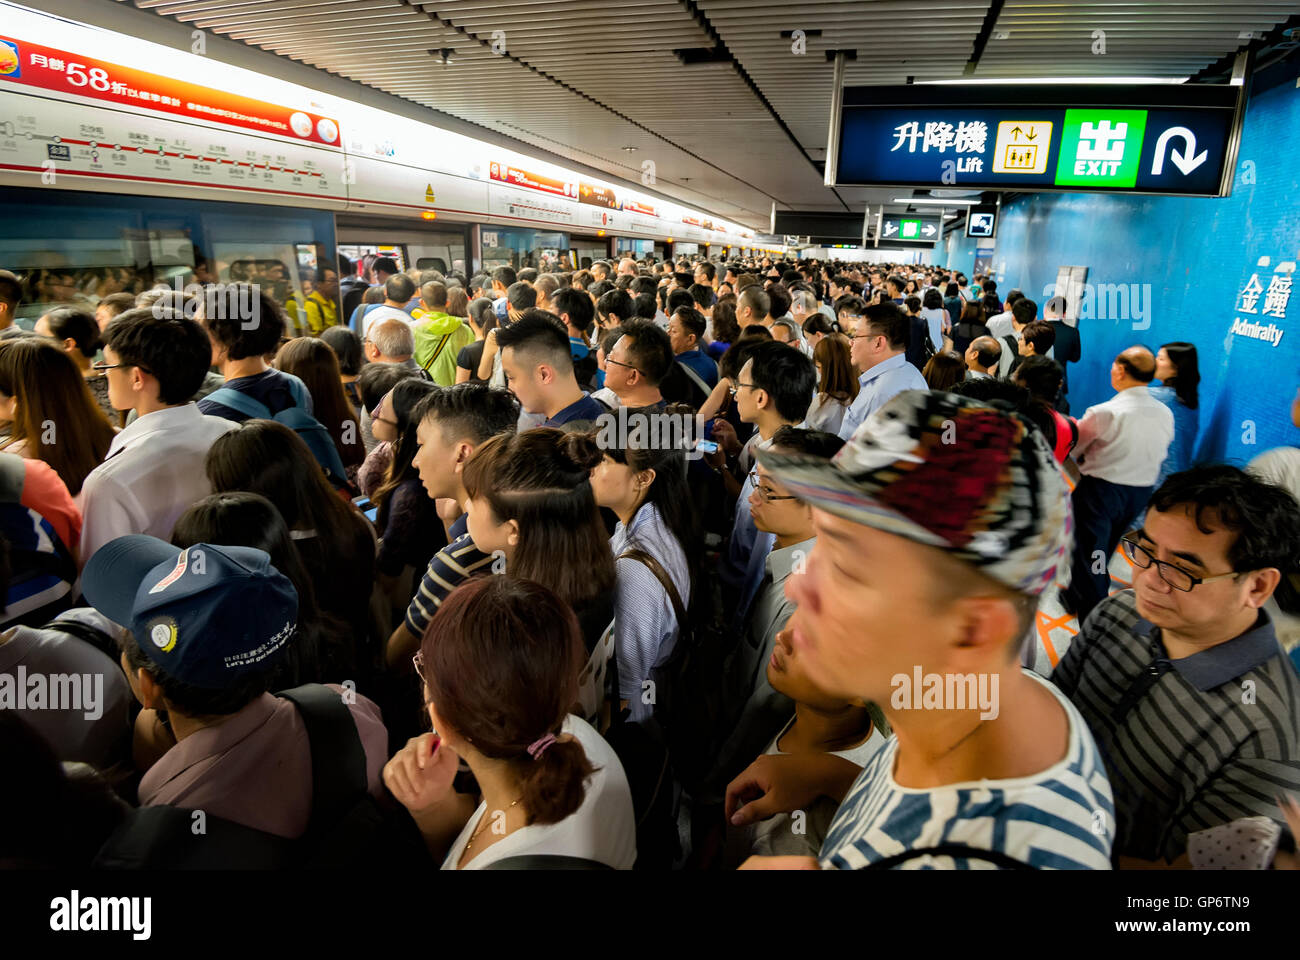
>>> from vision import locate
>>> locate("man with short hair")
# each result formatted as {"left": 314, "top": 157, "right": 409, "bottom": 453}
{"left": 995, "top": 297, "right": 1039, "bottom": 380}
{"left": 413, "top": 285, "right": 475, "bottom": 387}
{"left": 84, "top": 535, "right": 388, "bottom": 850}
{"left": 736, "top": 285, "right": 770, "bottom": 330}
{"left": 617, "top": 257, "right": 638, "bottom": 278}
{"left": 1061, "top": 347, "right": 1175, "bottom": 620}
{"left": 497, "top": 309, "right": 605, "bottom": 429}
{"left": 695, "top": 261, "right": 718, "bottom": 291}
{"left": 838, "top": 302, "right": 927, "bottom": 441}
{"left": 533, "top": 274, "right": 560, "bottom": 313}
{"left": 80, "top": 309, "right": 239, "bottom": 567}
{"left": 387, "top": 383, "right": 520, "bottom": 666}
{"left": 490, "top": 265, "right": 518, "bottom": 299}
{"left": 197, "top": 286, "right": 311, "bottom": 425}
{"left": 1055, "top": 465, "right": 1300, "bottom": 867}
{"left": 986, "top": 289, "right": 1024, "bottom": 340}
{"left": 591, "top": 261, "right": 611, "bottom": 284}
{"left": 664, "top": 306, "right": 718, "bottom": 407}
{"left": 733, "top": 390, "right": 1113, "bottom": 870}
{"left": 357, "top": 275, "right": 419, "bottom": 337}
{"left": 771, "top": 318, "right": 805, "bottom": 353}
{"left": 1016, "top": 320, "right": 1056, "bottom": 370}
{"left": 364, "top": 319, "right": 419, "bottom": 369}
{"left": 596, "top": 288, "right": 635, "bottom": 332}
{"left": 602, "top": 319, "right": 673, "bottom": 410}
{"left": 286, "top": 266, "right": 339, "bottom": 336}
{"left": 885, "top": 275, "right": 906, "bottom": 305}
{"left": 964, "top": 336, "right": 1002, "bottom": 379}
{"left": 1044, "top": 295, "right": 1081, "bottom": 412}
{"left": 717, "top": 342, "right": 816, "bottom": 627}
{"left": 767, "top": 285, "right": 793, "bottom": 326}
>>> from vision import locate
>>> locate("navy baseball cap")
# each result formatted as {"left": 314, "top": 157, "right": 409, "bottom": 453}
{"left": 82, "top": 535, "right": 298, "bottom": 689}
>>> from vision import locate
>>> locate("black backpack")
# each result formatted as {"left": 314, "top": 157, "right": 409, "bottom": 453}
{"left": 93, "top": 684, "right": 430, "bottom": 870}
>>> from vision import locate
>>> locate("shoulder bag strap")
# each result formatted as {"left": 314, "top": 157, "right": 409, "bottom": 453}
{"left": 278, "top": 683, "right": 368, "bottom": 835}
{"left": 421, "top": 332, "right": 454, "bottom": 372}
{"left": 205, "top": 387, "right": 271, "bottom": 420}
{"left": 618, "top": 547, "right": 687, "bottom": 631}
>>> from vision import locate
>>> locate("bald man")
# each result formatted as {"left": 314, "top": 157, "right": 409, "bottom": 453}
{"left": 1061, "top": 346, "right": 1174, "bottom": 620}
{"left": 963, "top": 336, "right": 1002, "bottom": 379}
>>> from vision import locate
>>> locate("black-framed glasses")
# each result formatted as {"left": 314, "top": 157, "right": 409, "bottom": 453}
{"left": 606, "top": 356, "right": 642, "bottom": 376}
{"left": 1120, "top": 537, "right": 1241, "bottom": 593}
{"left": 728, "top": 380, "right": 758, "bottom": 397}
{"left": 749, "top": 468, "right": 797, "bottom": 503}
{"left": 92, "top": 360, "right": 153, "bottom": 375}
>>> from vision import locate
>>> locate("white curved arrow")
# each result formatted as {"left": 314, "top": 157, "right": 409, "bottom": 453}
{"left": 1151, "top": 126, "right": 1208, "bottom": 176}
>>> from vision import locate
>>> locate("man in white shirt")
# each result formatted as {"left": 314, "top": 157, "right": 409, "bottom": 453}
{"left": 361, "top": 275, "right": 420, "bottom": 338}
{"left": 838, "top": 303, "right": 927, "bottom": 441}
{"left": 985, "top": 289, "right": 1022, "bottom": 340}
{"left": 77, "top": 308, "right": 238, "bottom": 569}
{"left": 1061, "top": 346, "right": 1174, "bottom": 621}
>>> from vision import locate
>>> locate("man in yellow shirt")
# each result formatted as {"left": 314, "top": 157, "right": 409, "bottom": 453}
{"left": 286, "top": 266, "right": 340, "bottom": 336}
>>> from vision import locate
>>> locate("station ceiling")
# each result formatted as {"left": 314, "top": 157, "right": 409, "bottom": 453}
{"left": 124, "top": 0, "right": 1300, "bottom": 230}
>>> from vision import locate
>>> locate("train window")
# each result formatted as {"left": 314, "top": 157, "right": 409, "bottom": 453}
{"left": 571, "top": 241, "right": 606, "bottom": 270}
{"left": 481, "top": 227, "right": 568, "bottom": 273}
{"left": 415, "top": 257, "right": 449, "bottom": 274}
{"left": 0, "top": 188, "right": 335, "bottom": 325}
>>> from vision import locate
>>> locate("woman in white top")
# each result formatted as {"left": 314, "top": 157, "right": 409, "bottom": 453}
{"left": 730, "top": 626, "right": 889, "bottom": 864}
{"left": 583, "top": 414, "right": 699, "bottom": 726}
{"left": 382, "top": 575, "right": 637, "bottom": 870}
{"left": 804, "top": 333, "right": 859, "bottom": 437}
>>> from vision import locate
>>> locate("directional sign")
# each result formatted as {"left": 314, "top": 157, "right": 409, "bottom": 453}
{"left": 880, "top": 215, "right": 940, "bottom": 247}
{"left": 827, "top": 84, "right": 1241, "bottom": 197}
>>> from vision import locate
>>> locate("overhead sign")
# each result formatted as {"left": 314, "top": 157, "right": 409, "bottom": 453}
{"left": 879, "top": 215, "right": 940, "bottom": 246}
{"left": 966, "top": 207, "right": 997, "bottom": 238}
{"left": 827, "top": 84, "right": 1241, "bottom": 197}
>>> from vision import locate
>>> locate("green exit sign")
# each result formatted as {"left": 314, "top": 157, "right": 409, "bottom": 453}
{"left": 1054, "top": 109, "right": 1148, "bottom": 188}
{"left": 900, "top": 219, "right": 921, "bottom": 239}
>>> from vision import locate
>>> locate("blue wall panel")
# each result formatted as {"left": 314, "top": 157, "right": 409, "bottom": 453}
{"left": 991, "top": 75, "right": 1300, "bottom": 466}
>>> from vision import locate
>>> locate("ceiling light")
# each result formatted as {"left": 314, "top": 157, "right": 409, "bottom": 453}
{"left": 621, "top": 145, "right": 638, "bottom": 152}
{"left": 892, "top": 197, "right": 981, "bottom": 205}
{"left": 918, "top": 76, "right": 1189, "bottom": 85}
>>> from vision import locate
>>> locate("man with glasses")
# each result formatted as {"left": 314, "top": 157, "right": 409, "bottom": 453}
{"left": 78, "top": 308, "right": 237, "bottom": 569}
{"left": 837, "top": 302, "right": 926, "bottom": 442}
{"left": 1054, "top": 465, "right": 1300, "bottom": 867}
{"left": 601, "top": 319, "right": 672, "bottom": 411}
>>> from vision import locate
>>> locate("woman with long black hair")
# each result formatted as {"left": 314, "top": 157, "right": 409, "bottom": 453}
{"left": 1152, "top": 341, "right": 1201, "bottom": 487}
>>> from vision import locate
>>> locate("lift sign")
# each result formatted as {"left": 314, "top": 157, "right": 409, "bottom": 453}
{"left": 831, "top": 85, "right": 1238, "bottom": 197}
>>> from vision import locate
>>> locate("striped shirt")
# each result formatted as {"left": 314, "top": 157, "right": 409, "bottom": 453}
{"left": 819, "top": 671, "right": 1114, "bottom": 870}
{"left": 1053, "top": 589, "right": 1300, "bottom": 863}
{"left": 403, "top": 518, "right": 493, "bottom": 637}
{"left": 609, "top": 501, "right": 690, "bottom": 724}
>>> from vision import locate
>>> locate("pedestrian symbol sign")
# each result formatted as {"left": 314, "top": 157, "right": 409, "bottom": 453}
{"left": 1054, "top": 109, "right": 1147, "bottom": 188}
{"left": 992, "top": 120, "right": 1052, "bottom": 174}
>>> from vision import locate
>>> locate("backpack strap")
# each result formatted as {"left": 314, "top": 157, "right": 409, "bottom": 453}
{"left": 205, "top": 386, "right": 271, "bottom": 420}
{"left": 677, "top": 360, "right": 712, "bottom": 400}
{"left": 421, "top": 332, "right": 454, "bottom": 373}
{"left": 277, "top": 684, "right": 368, "bottom": 837}
{"left": 864, "top": 844, "right": 1033, "bottom": 870}
{"left": 619, "top": 547, "right": 687, "bottom": 631}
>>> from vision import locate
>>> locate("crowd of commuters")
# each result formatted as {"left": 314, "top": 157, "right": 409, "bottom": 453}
{"left": 1, "top": 252, "right": 1298, "bottom": 874}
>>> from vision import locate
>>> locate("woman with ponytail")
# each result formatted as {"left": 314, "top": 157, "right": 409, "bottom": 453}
{"left": 37, "top": 306, "right": 116, "bottom": 423}
{"left": 587, "top": 408, "right": 700, "bottom": 725}
{"left": 460, "top": 427, "right": 617, "bottom": 650}
{"left": 382, "top": 575, "right": 636, "bottom": 869}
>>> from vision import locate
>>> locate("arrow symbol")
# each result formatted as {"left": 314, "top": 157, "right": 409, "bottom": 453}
{"left": 1026, "top": 128, "right": 1037, "bottom": 140}
{"left": 922, "top": 224, "right": 936, "bottom": 236}
{"left": 1151, "top": 126, "right": 1208, "bottom": 176}
{"left": 884, "top": 221, "right": 898, "bottom": 236}
{"left": 1011, "top": 125, "right": 1024, "bottom": 139}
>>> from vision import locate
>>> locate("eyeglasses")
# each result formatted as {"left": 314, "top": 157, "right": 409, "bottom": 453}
{"left": 1119, "top": 538, "right": 1241, "bottom": 593}
{"left": 605, "top": 356, "right": 642, "bottom": 376}
{"left": 413, "top": 651, "right": 434, "bottom": 705}
{"left": 728, "top": 380, "right": 758, "bottom": 397}
{"left": 92, "top": 360, "right": 154, "bottom": 376}
{"left": 749, "top": 468, "right": 797, "bottom": 503}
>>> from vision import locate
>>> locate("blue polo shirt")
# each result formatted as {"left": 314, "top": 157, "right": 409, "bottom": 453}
{"left": 544, "top": 394, "right": 607, "bottom": 428}
{"left": 675, "top": 348, "right": 719, "bottom": 389}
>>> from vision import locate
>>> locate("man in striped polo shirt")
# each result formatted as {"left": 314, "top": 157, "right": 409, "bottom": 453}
{"left": 731, "top": 390, "right": 1114, "bottom": 869}
{"left": 1054, "top": 465, "right": 1300, "bottom": 867}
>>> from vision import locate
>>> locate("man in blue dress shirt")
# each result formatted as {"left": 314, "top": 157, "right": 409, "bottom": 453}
{"left": 838, "top": 302, "right": 927, "bottom": 441}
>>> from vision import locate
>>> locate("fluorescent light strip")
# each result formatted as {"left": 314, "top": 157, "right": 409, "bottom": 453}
{"left": 918, "top": 76, "right": 1189, "bottom": 85}
{"left": 892, "top": 198, "right": 981, "bottom": 205}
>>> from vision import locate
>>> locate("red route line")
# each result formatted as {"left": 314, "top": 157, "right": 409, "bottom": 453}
{"left": 0, "top": 163, "right": 339, "bottom": 199}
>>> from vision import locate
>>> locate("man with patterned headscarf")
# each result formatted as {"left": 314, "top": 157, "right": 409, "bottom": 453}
{"left": 728, "top": 389, "right": 1115, "bottom": 870}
